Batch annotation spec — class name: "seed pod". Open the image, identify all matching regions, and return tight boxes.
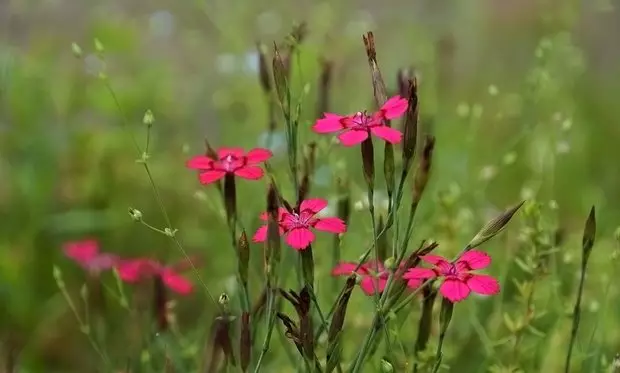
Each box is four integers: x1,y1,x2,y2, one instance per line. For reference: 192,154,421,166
272,43,290,118
153,275,168,332
240,312,251,372
300,244,315,289
412,135,435,204
362,31,388,108
467,200,524,250
256,42,272,94
326,276,356,373
361,138,375,190
224,174,237,230
402,77,419,170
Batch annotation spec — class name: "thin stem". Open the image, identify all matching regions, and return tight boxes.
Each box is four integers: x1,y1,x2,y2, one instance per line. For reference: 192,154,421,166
564,261,588,373
102,80,219,310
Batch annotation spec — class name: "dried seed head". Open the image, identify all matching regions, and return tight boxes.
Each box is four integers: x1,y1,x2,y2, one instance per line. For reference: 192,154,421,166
582,205,597,262
397,67,414,99
277,312,303,355
256,42,272,94
240,312,251,372
280,287,314,358
208,313,236,371
402,77,419,168
238,230,250,289
362,31,388,108
361,137,375,190
412,135,436,203
467,200,524,249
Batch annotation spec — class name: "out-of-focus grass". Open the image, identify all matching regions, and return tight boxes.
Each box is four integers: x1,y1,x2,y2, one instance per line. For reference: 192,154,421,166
1,0,620,372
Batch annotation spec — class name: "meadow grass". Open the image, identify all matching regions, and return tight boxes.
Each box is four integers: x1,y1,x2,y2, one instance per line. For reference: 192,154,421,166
1,2,620,373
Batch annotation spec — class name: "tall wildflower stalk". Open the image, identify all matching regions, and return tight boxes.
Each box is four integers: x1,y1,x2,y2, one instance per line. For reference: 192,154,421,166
564,206,597,373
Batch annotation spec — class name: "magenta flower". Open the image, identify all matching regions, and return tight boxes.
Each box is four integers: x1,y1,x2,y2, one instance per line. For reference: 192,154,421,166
312,95,408,146
402,250,500,303
116,258,194,295
331,260,389,296
186,147,273,184
253,198,347,250
63,239,119,274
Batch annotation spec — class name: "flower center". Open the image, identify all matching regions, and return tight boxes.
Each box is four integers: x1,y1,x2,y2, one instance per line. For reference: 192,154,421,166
445,264,459,277
220,154,240,172
289,211,314,228
350,111,377,129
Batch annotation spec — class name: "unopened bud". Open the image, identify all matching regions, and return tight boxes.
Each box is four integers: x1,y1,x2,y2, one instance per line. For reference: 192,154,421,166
142,109,155,126
128,207,143,221
71,42,83,58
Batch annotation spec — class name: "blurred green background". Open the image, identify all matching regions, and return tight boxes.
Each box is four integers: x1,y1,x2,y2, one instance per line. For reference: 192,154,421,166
1,0,620,372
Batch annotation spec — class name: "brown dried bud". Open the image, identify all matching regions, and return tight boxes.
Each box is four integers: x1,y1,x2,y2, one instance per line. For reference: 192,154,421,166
467,201,524,249
207,314,237,372
238,230,250,289
582,206,596,263
412,135,435,204
402,77,419,169
361,137,375,190
280,287,313,359
240,312,251,372
277,312,303,355
317,58,333,119
362,31,388,108
397,67,414,99
256,42,272,94
326,276,356,373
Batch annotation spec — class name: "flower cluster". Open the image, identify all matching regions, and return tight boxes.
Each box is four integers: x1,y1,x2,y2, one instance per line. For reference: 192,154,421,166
63,239,196,295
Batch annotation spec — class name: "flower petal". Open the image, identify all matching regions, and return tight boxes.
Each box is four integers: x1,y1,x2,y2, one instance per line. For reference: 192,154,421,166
198,170,226,184
314,217,347,233
420,255,452,273
63,239,99,265
440,278,471,302
313,114,344,133
259,212,269,221
234,166,264,180
217,147,245,159
161,269,193,295
116,260,146,282
370,125,403,144
300,198,328,214
186,155,215,170
457,250,491,270
380,95,409,119
285,228,315,250
466,274,500,296
402,267,437,280
331,262,361,276
246,148,273,164
252,225,268,243
337,129,369,146
360,277,387,296
406,278,423,289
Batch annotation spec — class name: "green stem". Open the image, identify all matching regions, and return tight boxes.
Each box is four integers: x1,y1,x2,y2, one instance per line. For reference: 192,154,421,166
564,261,588,373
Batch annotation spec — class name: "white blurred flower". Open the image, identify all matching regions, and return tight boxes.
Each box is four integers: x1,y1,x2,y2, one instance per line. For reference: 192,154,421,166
222,276,238,295
456,102,470,118
556,141,571,154
479,165,497,181
588,300,600,313
149,10,176,39
257,130,286,155
215,53,238,75
242,50,259,74
471,104,484,119
316,199,335,218
314,165,332,187
353,191,389,212
487,84,499,96
84,54,105,76
503,152,517,165
520,187,535,200
256,11,282,34
561,118,572,131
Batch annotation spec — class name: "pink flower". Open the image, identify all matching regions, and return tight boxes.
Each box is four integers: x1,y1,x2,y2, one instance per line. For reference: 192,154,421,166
331,260,389,296
116,258,194,295
312,95,408,146
63,239,119,274
252,198,346,250
186,147,273,184
402,250,500,303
